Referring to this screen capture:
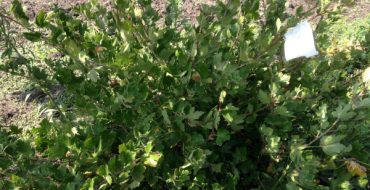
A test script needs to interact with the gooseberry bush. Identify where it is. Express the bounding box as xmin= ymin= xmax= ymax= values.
xmin=0 ymin=0 xmax=370 ymax=189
